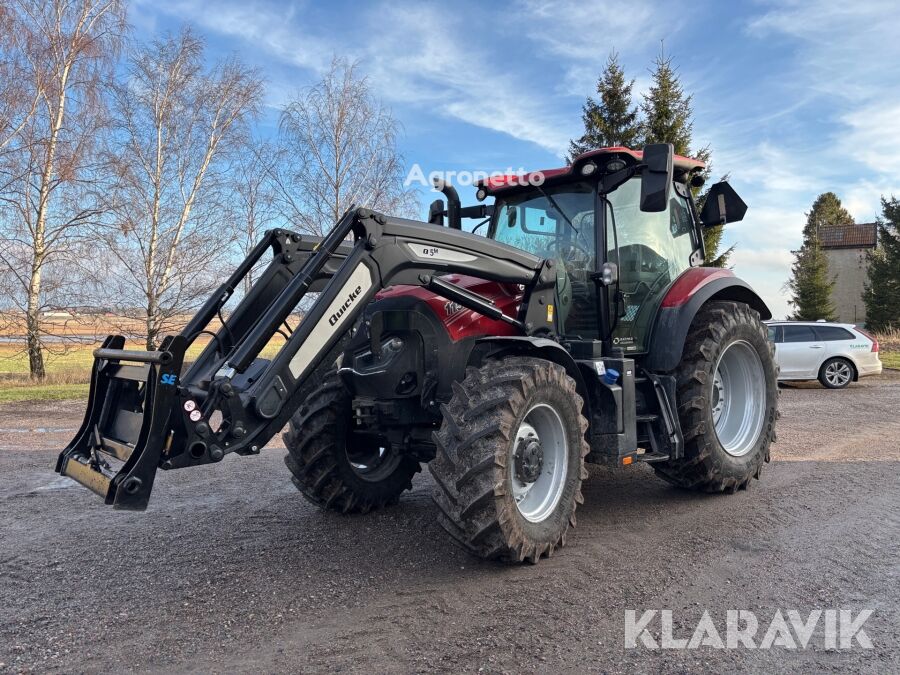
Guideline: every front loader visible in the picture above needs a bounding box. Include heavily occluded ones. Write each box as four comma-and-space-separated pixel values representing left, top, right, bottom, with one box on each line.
57, 144, 778, 562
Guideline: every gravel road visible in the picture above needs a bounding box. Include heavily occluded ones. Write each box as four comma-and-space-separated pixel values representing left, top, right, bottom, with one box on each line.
1, 373, 898, 673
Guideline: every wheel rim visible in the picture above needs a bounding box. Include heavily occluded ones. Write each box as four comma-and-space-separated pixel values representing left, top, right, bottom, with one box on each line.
346, 437, 402, 482
712, 340, 766, 457
510, 403, 568, 523
825, 360, 852, 387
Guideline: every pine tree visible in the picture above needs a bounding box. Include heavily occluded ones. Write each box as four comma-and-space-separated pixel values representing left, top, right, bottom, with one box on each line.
786, 192, 849, 320
568, 52, 640, 160
641, 50, 693, 155
804, 191, 854, 239
693, 153, 734, 268
787, 238, 838, 321
863, 197, 900, 330
640, 53, 732, 267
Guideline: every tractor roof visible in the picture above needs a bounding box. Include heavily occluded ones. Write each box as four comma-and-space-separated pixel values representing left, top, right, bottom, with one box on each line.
477, 146, 706, 195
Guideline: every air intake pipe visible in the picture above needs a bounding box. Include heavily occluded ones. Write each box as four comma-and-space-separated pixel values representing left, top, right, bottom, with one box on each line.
432, 177, 461, 229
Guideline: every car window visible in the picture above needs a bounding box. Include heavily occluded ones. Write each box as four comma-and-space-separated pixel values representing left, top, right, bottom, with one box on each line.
782, 325, 817, 343
815, 326, 855, 341
767, 326, 781, 343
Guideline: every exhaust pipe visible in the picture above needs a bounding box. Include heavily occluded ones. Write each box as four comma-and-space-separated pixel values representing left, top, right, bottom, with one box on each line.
432, 177, 461, 230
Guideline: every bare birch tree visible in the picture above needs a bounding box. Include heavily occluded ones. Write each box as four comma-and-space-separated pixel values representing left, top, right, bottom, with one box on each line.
0, 6, 41, 171
102, 29, 262, 349
0, 0, 125, 378
276, 58, 418, 236
227, 139, 280, 296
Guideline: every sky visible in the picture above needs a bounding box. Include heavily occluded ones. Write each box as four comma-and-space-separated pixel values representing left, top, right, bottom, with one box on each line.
130, 0, 900, 319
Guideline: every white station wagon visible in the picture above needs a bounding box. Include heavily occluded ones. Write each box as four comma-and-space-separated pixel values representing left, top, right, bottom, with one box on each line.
765, 321, 882, 389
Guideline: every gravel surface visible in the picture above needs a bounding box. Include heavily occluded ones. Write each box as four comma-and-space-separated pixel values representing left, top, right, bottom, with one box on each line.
1, 373, 898, 673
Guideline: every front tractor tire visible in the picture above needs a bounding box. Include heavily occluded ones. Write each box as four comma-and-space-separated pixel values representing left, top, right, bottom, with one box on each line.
654, 301, 778, 492
283, 370, 420, 514
429, 357, 589, 563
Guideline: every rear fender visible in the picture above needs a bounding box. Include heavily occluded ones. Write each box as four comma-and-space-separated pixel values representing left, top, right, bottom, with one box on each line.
644, 270, 771, 372
468, 336, 589, 407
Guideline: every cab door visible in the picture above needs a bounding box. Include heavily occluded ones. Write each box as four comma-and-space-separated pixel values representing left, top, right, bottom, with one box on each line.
609, 179, 696, 353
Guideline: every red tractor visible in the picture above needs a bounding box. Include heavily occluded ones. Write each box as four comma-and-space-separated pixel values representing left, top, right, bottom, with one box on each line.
58, 144, 778, 563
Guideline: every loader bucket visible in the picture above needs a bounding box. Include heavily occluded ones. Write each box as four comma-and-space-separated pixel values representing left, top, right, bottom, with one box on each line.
55, 334, 187, 510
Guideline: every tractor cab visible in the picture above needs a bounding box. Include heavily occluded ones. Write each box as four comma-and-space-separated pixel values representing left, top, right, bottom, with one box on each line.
475, 145, 746, 354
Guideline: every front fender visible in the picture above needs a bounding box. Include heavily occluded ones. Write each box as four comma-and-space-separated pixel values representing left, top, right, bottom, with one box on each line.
469, 336, 589, 405
643, 269, 771, 372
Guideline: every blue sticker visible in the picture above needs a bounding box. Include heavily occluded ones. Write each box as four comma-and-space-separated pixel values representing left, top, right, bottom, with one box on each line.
160, 373, 177, 385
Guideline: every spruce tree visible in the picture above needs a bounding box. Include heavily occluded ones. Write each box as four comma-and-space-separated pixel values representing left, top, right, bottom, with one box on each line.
641, 50, 693, 155
863, 197, 900, 330
693, 156, 734, 268
787, 192, 849, 320
568, 52, 640, 160
640, 52, 732, 266
787, 238, 838, 321
804, 191, 854, 239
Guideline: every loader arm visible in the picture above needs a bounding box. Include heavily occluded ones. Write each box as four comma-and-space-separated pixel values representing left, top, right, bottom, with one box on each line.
57, 207, 557, 510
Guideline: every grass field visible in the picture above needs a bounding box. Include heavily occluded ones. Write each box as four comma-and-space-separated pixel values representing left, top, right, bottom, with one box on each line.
0, 336, 287, 403
1, 322, 899, 403
881, 351, 900, 369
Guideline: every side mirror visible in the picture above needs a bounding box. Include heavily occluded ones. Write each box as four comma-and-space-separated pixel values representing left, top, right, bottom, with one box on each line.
640, 143, 674, 212
428, 199, 445, 226
699, 181, 747, 226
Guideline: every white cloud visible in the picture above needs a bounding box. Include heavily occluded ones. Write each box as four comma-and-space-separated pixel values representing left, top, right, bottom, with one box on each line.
747, 0, 900, 99
360, 4, 576, 155
839, 102, 900, 177
841, 179, 896, 223
517, 0, 675, 99
722, 142, 825, 195
729, 247, 794, 319
134, 0, 332, 72
747, 1, 900, 173
519, 0, 663, 60
137, 0, 581, 155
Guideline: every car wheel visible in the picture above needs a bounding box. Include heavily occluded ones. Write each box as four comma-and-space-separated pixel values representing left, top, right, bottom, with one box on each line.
819, 357, 854, 389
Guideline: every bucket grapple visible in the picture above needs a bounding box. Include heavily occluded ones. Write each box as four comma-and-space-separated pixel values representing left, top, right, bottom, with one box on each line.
56, 335, 188, 508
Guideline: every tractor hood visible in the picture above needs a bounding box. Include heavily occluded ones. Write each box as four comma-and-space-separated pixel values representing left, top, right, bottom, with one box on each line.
376, 275, 523, 341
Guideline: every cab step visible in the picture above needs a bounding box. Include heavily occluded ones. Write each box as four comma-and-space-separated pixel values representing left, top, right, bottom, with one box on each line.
636, 450, 670, 463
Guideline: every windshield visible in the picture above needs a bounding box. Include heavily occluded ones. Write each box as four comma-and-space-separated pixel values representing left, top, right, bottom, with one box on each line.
490, 182, 594, 263
490, 183, 596, 338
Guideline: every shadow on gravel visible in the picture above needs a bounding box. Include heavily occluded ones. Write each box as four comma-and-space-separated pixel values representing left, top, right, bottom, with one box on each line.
1, 445, 898, 672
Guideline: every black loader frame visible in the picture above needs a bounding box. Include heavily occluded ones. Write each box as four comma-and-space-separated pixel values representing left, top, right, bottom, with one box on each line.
57, 207, 559, 509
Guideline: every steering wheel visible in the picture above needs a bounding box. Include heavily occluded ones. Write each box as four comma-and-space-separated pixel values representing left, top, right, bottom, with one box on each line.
560, 240, 592, 269
616, 243, 670, 308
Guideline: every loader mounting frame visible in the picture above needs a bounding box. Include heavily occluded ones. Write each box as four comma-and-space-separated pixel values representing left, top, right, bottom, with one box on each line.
57, 207, 558, 509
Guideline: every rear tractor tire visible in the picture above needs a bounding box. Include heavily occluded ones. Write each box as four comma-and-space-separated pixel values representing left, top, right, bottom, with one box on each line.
283, 370, 420, 513
429, 357, 589, 563
654, 301, 778, 492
